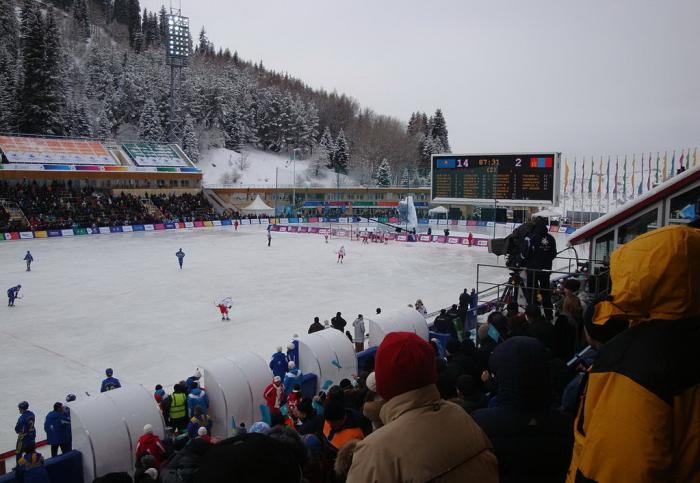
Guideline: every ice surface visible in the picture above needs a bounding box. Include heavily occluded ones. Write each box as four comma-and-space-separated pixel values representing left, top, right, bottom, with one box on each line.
0, 224, 568, 449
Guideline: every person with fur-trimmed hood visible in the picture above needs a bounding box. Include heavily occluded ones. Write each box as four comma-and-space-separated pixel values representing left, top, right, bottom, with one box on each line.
347, 332, 498, 482
567, 225, 700, 483
283, 361, 303, 394
187, 386, 210, 417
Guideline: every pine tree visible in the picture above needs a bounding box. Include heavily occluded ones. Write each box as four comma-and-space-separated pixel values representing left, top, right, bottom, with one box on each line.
181, 114, 199, 163
197, 27, 209, 55
101, 0, 113, 23
20, 7, 64, 135
375, 159, 391, 187
95, 101, 116, 139
158, 6, 167, 42
400, 166, 411, 187
66, 98, 92, 137
318, 126, 335, 169
431, 109, 450, 152
334, 129, 349, 174
137, 96, 164, 141
126, 0, 141, 46
0, 0, 20, 62
72, 0, 90, 40
113, 0, 128, 24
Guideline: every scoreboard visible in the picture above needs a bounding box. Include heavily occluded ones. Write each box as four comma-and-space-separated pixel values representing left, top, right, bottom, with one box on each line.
431, 152, 560, 206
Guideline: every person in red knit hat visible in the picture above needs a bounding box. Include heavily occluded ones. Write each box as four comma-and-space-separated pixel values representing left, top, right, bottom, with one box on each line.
346, 332, 498, 482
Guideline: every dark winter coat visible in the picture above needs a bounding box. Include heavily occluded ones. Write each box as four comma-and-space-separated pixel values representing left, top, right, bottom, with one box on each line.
43, 410, 70, 445
472, 337, 573, 483
331, 315, 347, 332
434, 314, 458, 340
269, 351, 289, 380
528, 316, 556, 351
308, 321, 325, 334
296, 413, 324, 437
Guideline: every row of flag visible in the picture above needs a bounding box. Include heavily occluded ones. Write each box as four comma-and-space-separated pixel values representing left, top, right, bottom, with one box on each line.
562, 148, 697, 198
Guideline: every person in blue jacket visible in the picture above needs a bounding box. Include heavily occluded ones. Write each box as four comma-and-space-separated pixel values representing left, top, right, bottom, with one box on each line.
187, 387, 210, 417
185, 369, 202, 394
44, 402, 71, 457
175, 248, 185, 269
15, 442, 49, 483
283, 361, 303, 394
7, 285, 21, 307
269, 347, 289, 380
24, 251, 33, 271
15, 401, 36, 462
100, 368, 121, 392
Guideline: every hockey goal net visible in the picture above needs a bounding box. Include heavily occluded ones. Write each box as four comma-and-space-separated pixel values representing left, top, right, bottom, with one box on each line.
329, 224, 359, 240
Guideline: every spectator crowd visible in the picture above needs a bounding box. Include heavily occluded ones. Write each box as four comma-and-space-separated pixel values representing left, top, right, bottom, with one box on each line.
8, 224, 699, 483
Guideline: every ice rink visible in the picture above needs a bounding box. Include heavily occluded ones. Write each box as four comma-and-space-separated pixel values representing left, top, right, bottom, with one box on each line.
0, 223, 561, 448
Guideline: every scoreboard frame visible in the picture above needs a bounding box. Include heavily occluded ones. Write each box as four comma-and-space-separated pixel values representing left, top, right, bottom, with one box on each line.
430, 152, 561, 206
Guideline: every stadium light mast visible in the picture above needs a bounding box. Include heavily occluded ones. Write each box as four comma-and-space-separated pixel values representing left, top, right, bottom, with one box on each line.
165, 8, 191, 143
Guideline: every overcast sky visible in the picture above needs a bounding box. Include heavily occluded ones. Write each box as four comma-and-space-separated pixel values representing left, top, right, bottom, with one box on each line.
144, 0, 699, 159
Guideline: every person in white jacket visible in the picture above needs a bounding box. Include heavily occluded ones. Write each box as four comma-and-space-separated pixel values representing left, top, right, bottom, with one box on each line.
352, 314, 365, 352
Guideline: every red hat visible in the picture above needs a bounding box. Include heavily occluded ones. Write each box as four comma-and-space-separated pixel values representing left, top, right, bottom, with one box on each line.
375, 332, 437, 401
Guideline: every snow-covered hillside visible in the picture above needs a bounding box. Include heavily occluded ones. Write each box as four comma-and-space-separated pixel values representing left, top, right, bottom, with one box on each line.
199, 148, 359, 188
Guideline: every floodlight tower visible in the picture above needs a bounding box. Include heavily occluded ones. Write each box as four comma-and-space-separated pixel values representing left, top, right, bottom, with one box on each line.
165, 9, 190, 143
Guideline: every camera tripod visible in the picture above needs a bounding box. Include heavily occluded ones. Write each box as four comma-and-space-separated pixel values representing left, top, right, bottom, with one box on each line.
498, 269, 525, 307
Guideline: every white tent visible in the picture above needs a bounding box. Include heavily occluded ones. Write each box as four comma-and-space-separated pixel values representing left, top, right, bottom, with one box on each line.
428, 205, 448, 214
242, 195, 274, 215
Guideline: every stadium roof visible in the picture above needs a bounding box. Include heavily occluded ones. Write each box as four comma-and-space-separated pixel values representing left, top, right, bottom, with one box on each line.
569, 164, 700, 246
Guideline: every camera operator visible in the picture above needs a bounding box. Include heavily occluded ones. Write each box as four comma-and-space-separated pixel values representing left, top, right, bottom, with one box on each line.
520, 217, 557, 320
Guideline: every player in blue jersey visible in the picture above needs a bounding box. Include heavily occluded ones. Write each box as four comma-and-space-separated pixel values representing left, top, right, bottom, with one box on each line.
7, 285, 21, 307
100, 368, 121, 392
15, 401, 36, 462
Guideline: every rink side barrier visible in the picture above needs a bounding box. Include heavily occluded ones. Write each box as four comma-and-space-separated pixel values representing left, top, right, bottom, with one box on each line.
1, 218, 577, 241
0, 450, 82, 483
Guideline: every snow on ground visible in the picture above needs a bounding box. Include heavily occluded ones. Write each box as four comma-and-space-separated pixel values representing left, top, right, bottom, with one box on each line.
198, 147, 358, 188
0, 224, 570, 449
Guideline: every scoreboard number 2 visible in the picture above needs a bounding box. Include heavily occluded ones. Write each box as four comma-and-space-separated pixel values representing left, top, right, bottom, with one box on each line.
515, 158, 522, 167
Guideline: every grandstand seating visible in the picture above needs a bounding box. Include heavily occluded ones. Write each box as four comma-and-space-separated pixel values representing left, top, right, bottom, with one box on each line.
0, 136, 116, 165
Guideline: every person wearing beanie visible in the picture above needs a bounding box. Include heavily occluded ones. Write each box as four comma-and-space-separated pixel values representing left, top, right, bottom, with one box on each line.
283, 361, 303, 394
433, 308, 458, 340
44, 402, 71, 457
269, 346, 289, 380
331, 312, 347, 332
472, 337, 573, 483
347, 332, 497, 483
162, 383, 189, 433
187, 385, 210, 418
286, 384, 303, 414
135, 424, 166, 468
263, 375, 286, 416
185, 369, 202, 393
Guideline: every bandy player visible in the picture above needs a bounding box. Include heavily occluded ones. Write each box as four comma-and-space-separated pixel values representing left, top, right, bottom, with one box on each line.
337, 246, 346, 263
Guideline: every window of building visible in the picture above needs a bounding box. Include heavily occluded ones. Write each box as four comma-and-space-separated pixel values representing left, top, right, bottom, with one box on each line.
181, 180, 189, 187
593, 230, 614, 264
669, 185, 700, 223
374, 193, 384, 200
617, 207, 659, 245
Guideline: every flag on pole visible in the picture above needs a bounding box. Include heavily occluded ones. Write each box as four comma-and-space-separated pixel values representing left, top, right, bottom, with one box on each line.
631, 154, 636, 197
647, 153, 651, 191
655, 152, 660, 185
588, 158, 594, 194
581, 157, 586, 195
694, 147, 698, 167
662, 151, 668, 182
670, 150, 676, 178
613, 156, 618, 195
638, 154, 644, 195
563, 158, 570, 192
597, 157, 603, 195
679, 150, 685, 171
606, 156, 611, 196
623, 155, 627, 198
572, 157, 577, 195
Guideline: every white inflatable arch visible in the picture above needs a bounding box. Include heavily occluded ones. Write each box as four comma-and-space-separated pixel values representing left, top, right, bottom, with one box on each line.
71, 385, 165, 482
367, 307, 430, 348
297, 329, 358, 391
200, 351, 270, 439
